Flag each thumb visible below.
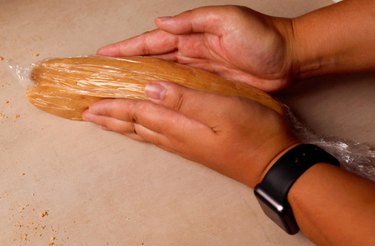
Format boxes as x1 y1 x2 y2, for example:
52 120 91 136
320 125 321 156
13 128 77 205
155 6 228 35
144 81 224 126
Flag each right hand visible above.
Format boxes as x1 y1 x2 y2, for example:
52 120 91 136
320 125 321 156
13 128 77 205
83 81 298 187
97 5 296 92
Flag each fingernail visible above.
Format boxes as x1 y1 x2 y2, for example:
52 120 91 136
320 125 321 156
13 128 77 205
157 16 173 22
82 111 93 121
145 83 166 101
96 47 111 56
101 125 109 131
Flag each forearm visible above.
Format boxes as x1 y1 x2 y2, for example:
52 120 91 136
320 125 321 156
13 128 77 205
291 0 375 79
288 163 375 245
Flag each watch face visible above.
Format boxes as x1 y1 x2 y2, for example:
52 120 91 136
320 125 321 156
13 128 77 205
253 144 339 235
254 186 299 235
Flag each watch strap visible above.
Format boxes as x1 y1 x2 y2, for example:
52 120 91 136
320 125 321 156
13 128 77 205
259 144 340 203
254 144 340 234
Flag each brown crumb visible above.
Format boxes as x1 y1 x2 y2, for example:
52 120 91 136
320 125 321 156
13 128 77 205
49 236 58 246
35 53 40 57
21 172 26 176
0 56 4 61
21 233 28 241
15 114 21 119
41 210 49 217
5 100 9 104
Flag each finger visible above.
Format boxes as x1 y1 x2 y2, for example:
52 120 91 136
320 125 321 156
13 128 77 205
83 98 213 143
97 29 178 57
83 111 136 135
153 50 212 66
155 6 230 35
83 109 171 145
84 99 140 122
144 81 239 127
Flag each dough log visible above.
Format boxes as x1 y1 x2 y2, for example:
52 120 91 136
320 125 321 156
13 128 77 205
28 56 284 120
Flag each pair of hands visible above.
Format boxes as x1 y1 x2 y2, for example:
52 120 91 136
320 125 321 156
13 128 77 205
83 5 299 188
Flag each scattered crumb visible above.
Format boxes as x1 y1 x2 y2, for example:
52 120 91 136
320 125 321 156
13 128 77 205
0 56 4 61
48 236 58 246
22 172 26 176
40 210 49 218
21 233 28 241
5 100 10 104
15 114 21 119
35 53 40 57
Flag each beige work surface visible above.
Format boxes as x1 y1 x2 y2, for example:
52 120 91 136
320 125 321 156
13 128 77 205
1 0 374 245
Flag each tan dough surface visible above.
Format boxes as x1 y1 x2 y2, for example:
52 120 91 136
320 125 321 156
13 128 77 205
28 56 283 120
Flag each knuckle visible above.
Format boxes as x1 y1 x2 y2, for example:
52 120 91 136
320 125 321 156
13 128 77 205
132 100 148 116
171 90 185 112
159 83 187 112
140 35 152 55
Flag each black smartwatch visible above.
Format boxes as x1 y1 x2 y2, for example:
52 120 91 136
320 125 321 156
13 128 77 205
254 144 340 234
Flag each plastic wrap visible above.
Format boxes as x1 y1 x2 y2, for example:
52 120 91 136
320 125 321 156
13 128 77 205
6 59 35 88
7 56 375 181
25 56 283 120
285 105 375 181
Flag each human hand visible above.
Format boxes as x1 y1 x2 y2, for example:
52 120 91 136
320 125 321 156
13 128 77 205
83 82 298 187
97 6 295 92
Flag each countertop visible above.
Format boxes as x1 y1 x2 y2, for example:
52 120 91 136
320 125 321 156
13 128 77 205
1 0 374 245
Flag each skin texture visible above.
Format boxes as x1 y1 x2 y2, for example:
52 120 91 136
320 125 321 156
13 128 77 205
97 6 294 92
292 0 375 79
85 1 375 245
84 82 298 187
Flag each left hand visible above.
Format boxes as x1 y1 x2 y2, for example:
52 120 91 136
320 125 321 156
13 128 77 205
83 82 298 187
97 5 295 92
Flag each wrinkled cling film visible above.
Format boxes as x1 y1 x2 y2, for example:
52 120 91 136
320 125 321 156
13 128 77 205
19 56 285 119
284 105 375 181
6 56 375 181
6 59 35 88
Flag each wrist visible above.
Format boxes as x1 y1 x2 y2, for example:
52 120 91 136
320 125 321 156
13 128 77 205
250 137 300 188
289 16 336 80
287 0 375 80
254 144 340 234
269 17 299 83
258 142 301 183
272 16 323 81
272 10 341 81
